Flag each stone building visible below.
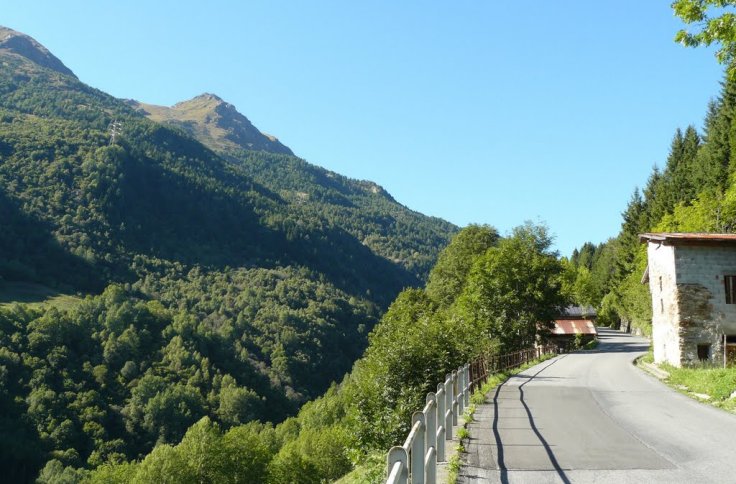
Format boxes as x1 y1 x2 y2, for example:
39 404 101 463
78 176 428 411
640 233 736 367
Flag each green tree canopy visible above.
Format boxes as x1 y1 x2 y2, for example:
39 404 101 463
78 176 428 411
456 223 568 353
673 1 736 76
425 224 499 307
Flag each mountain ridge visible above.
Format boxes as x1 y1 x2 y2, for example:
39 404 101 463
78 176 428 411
0 26 75 78
128 89 454 279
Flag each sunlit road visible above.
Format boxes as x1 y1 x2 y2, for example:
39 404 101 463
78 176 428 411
459 328 736 483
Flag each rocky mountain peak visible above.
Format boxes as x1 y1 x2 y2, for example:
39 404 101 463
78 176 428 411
0 26 76 78
130 93 293 155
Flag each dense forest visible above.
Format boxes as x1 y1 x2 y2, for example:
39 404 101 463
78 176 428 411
566 67 736 334
33 223 566 483
0 28 457 482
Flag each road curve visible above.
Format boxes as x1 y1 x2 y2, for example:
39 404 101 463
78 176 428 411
459 328 736 483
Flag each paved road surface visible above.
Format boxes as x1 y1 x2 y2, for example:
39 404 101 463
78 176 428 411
459 328 736 483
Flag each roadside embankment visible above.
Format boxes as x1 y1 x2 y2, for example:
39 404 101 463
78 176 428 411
637 356 736 412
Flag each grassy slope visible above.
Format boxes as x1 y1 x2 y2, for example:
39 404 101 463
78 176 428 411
0 281 81 310
132 98 234 152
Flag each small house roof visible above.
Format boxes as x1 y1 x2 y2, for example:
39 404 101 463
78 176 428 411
639 233 736 246
552 319 597 335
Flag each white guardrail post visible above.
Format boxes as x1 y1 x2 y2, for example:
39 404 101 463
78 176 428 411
410 411 425 484
424 447 436 484
425 393 437 456
387 446 408 484
451 370 459 425
435 382 446 462
458 365 464 414
444 374 453 441
424 394 437 484
464 364 470 408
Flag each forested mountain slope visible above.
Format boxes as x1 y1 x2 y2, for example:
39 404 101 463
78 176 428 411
568 70 736 334
130 94 456 281
0 26 455 482
52 223 566 484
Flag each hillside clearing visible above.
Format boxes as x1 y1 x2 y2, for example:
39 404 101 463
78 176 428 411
0 281 82 310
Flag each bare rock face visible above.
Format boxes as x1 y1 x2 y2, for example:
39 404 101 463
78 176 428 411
128 93 293 156
0 26 76 78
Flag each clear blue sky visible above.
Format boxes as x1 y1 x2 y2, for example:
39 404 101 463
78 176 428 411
4 1 724 256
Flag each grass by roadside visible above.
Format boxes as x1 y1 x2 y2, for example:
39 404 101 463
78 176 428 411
637 352 736 413
662 364 736 412
640 347 654 364
447 405 476 484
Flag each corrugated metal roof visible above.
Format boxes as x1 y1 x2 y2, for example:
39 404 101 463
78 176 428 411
552 319 597 335
640 233 736 245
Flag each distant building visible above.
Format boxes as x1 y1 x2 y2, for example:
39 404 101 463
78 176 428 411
548 305 598 348
640 233 736 367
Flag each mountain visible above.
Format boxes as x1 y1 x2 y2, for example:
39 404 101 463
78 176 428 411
0 26 75 78
132 92 455 280
0 26 456 481
127 94 293 155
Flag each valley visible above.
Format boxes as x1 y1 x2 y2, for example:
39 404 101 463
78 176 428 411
4 3 736 482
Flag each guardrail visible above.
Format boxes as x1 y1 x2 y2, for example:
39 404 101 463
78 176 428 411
385 344 560 484
468 345 559 394
386 363 469 484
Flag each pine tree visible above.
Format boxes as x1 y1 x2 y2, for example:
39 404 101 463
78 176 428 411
676 125 701 202
616 189 646 282
698 75 736 190
642 165 665 229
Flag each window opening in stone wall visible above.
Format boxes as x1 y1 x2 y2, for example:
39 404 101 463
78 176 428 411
725 275 736 304
697 344 710 362
660 299 664 314
659 276 662 292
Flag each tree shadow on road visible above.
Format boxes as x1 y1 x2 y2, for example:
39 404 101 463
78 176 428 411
492 356 572 484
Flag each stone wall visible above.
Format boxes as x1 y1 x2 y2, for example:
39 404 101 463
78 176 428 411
672 245 736 365
676 283 719 365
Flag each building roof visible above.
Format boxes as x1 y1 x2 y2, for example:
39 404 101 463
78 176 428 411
552 319 597 335
640 232 736 246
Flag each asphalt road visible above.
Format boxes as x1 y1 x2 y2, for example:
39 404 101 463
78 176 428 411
459 328 736 483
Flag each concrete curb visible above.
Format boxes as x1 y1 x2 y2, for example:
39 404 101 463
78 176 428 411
638 359 670 380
